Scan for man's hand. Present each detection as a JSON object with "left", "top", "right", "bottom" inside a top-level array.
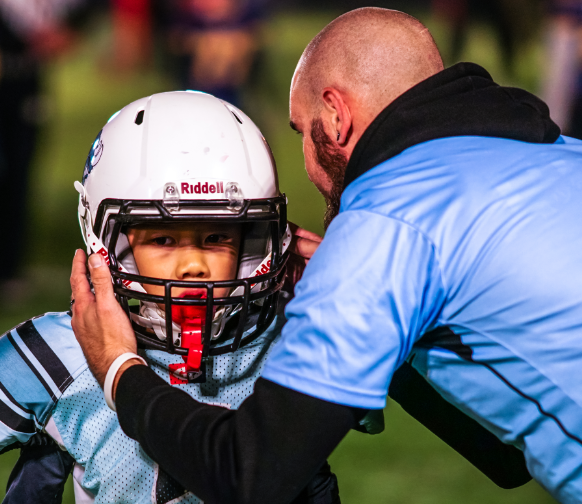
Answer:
[
  {"left": 284, "top": 223, "right": 322, "bottom": 292},
  {"left": 70, "top": 250, "right": 142, "bottom": 392}
]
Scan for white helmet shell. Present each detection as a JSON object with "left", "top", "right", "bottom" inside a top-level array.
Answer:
[{"left": 80, "top": 91, "right": 278, "bottom": 232}]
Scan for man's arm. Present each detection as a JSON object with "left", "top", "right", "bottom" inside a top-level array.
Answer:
[
  {"left": 117, "top": 369, "right": 356, "bottom": 504},
  {"left": 389, "top": 362, "right": 531, "bottom": 489},
  {"left": 116, "top": 364, "right": 531, "bottom": 504}
]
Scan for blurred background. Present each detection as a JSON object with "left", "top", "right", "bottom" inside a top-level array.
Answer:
[{"left": 0, "top": 0, "right": 576, "bottom": 501}]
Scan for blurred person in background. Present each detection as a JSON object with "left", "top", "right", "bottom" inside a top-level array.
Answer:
[
  {"left": 0, "top": 0, "right": 103, "bottom": 300},
  {"left": 110, "top": 0, "right": 153, "bottom": 74},
  {"left": 166, "top": 0, "right": 264, "bottom": 107},
  {"left": 432, "top": 0, "right": 541, "bottom": 73},
  {"left": 541, "top": 0, "right": 582, "bottom": 139},
  {"left": 111, "top": 0, "right": 265, "bottom": 107}
]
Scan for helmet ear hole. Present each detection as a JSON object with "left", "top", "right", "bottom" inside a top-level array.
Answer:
[{"left": 135, "top": 110, "right": 145, "bottom": 125}]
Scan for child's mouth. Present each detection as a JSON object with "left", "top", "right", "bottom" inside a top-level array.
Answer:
[{"left": 171, "top": 290, "right": 207, "bottom": 324}]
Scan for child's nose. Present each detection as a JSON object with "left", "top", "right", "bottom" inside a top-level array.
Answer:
[{"left": 175, "top": 249, "right": 211, "bottom": 280}]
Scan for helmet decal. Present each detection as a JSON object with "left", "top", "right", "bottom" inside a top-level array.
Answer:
[
  {"left": 180, "top": 180, "right": 225, "bottom": 195},
  {"left": 82, "top": 130, "right": 104, "bottom": 184}
]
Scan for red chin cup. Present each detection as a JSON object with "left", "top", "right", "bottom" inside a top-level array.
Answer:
[{"left": 172, "top": 295, "right": 207, "bottom": 373}]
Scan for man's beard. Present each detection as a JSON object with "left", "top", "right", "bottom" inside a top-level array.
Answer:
[{"left": 310, "top": 118, "right": 349, "bottom": 230}]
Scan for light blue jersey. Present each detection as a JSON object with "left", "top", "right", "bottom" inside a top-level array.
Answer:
[
  {"left": 0, "top": 300, "right": 287, "bottom": 503},
  {"left": 263, "top": 135, "right": 582, "bottom": 503}
]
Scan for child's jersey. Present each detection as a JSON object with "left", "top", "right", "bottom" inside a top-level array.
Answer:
[{"left": 0, "top": 300, "right": 287, "bottom": 504}]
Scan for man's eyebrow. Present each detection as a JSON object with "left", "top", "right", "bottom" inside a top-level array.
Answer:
[{"left": 289, "top": 121, "right": 299, "bottom": 132}]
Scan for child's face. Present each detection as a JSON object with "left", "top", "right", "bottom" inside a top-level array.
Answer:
[{"left": 127, "top": 222, "right": 241, "bottom": 300}]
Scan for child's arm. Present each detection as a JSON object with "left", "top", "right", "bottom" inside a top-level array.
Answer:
[{"left": 0, "top": 313, "right": 89, "bottom": 500}]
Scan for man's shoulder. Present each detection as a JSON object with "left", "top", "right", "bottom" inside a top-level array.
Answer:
[{"left": 342, "top": 135, "right": 582, "bottom": 222}]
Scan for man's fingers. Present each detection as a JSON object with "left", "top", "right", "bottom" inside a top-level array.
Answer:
[
  {"left": 88, "top": 253, "right": 116, "bottom": 304},
  {"left": 71, "top": 249, "right": 92, "bottom": 301},
  {"left": 288, "top": 222, "right": 323, "bottom": 243},
  {"left": 294, "top": 228, "right": 323, "bottom": 242},
  {"left": 290, "top": 235, "right": 321, "bottom": 260},
  {"left": 288, "top": 222, "right": 322, "bottom": 260}
]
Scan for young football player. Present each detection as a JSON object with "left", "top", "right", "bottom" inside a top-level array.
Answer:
[{"left": 0, "top": 91, "right": 340, "bottom": 504}]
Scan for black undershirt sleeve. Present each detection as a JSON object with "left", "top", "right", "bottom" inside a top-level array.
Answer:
[
  {"left": 389, "top": 362, "right": 531, "bottom": 489},
  {"left": 117, "top": 364, "right": 530, "bottom": 504}
]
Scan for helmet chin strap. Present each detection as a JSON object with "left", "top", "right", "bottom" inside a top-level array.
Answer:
[
  {"left": 132, "top": 302, "right": 181, "bottom": 342},
  {"left": 132, "top": 301, "right": 228, "bottom": 342},
  {"left": 133, "top": 301, "right": 227, "bottom": 382}
]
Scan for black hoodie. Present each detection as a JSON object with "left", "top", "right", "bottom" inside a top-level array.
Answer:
[{"left": 344, "top": 62, "right": 560, "bottom": 189}]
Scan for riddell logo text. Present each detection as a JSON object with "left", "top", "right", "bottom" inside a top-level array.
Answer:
[
  {"left": 181, "top": 182, "right": 224, "bottom": 195},
  {"left": 253, "top": 259, "right": 271, "bottom": 277}
]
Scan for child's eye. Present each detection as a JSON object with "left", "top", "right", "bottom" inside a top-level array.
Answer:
[
  {"left": 206, "top": 234, "right": 228, "bottom": 244},
  {"left": 152, "top": 236, "right": 173, "bottom": 246}
]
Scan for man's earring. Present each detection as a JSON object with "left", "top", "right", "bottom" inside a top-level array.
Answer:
[{"left": 337, "top": 132, "right": 340, "bottom": 142}]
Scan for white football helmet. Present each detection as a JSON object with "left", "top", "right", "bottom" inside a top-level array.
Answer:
[{"left": 75, "top": 91, "right": 290, "bottom": 382}]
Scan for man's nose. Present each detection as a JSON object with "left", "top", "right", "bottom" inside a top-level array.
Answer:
[{"left": 175, "top": 248, "right": 211, "bottom": 280}]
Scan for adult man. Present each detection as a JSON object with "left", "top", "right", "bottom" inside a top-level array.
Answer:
[{"left": 71, "top": 7, "right": 581, "bottom": 504}]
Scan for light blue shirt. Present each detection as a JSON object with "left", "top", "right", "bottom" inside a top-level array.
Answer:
[{"left": 263, "top": 135, "right": 582, "bottom": 503}]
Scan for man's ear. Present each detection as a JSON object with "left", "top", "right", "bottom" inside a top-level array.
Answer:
[{"left": 321, "top": 88, "right": 352, "bottom": 146}]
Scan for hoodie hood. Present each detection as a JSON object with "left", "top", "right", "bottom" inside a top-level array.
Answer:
[{"left": 343, "top": 62, "right": 561, "bottom": 189}]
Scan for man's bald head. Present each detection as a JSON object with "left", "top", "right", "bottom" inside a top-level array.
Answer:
[
  {"left": 292, "top": 8, "right": 443, "bottom": 121},
  {"left": 290, "top": 8, "right": 444, "bottom": 230}
]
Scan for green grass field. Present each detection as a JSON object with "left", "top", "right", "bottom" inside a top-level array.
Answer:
[{"left": 0, "top": 10, "right": 557, "bottom": 503}]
